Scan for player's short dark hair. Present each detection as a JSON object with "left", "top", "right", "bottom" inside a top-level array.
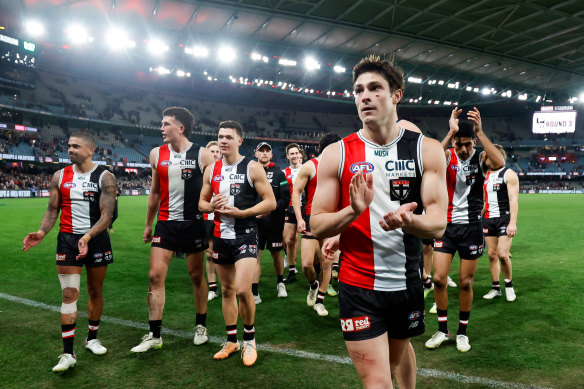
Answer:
[
  {"left": 70, "top": 131, "right": 96, "bottom": 149},
  {"left": 163, "top": 107, "right": 194, "bottom": 137},
  {"left": 318, "top": 132, "right": 342, "bottom": 155},
  {"left": 353, "top": 54, "right": 405, "bottom": 94},
  {"left": 286, "top": 143, "right": 300, "bottom": 154},
  {"left": 454, "top": 120, "right": 475, "bottom": 139},
  {"left": 219, "top": 120, "right": 244, "bottom": 138}
]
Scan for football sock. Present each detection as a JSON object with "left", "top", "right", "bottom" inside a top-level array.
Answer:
[
  {"left": 277, "top": 274, "right": 284, "bottom": 284},
  {"left": 310, "top": 280, "right": 319, "bottom": 290},
  {"left": 504, "top": 279, "right": 513, "bottom": 288},
  {"left": 288, "top": 265, "right": 296, "bottom": 273},
  {"left": 492, "top": 281, "right": 501, "bottom": 292},
  {"left": 226, "top": 324, "right": 237, "bottom": 343},
  {"left": 316, "top": 291, "right": 325, "bottom": 305},
  {"left": 437, "top": 309, "right": 448, "bottom": 334},
  {"left": 87, "top": 319, "right": 99, "bottom": 341},
  {"left": 149, "top": 320, "right": 162, "bottom": 338},
  {"left": 209, "top": 282, "right": 218, "bottom": 293},
  {"left": 62, "top": 323, "right": 76, "bottom": 354},
  {"left": 196, "top": 313, "right": 207, "bottom": 327},
  {"left": 252, "top": 283, "right": 259, "bottom": 296},
  {"left": 457, "top": 311, "right": 470, "bottom": 336},
  {"left": 423, "top": 276, "right": 432, "bottom": 289},
  {"left": 243, "top": 324, "right": 255, "bottom": 341}
]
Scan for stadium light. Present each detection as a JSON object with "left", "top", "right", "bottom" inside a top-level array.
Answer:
[
  {"left": 466, "top": 86, "right": 472, "bottom": 91},
  {"left": 536, "top": 96, "right": 542, "bottom": 103},
  {"left": 279, "top": 58, "right": 296, "bottom": 66},
  {"left": 305, "top": 57, "right": 320, "bottom": 71},
  {"left": 25, "top": 20, "right": 45, "bottom": 37},
  {"left": 106, "top": 28, "right": 135, "bottom": 50},
  {"left": 580, "top": 92, "right": 584, "bottom": 101},
  {"left": 438, "top": 80, "right": 444, "bottom": 85},
  {"left": 407, "top": 76, "right": 422, "bottom": 84},
  {"left": 518, "top": 93, "right": 528, "bottom": 100},
  {"left": 185, "top": 46, "right": 209, "bottom": 57},
  {"left": 67, "top": 24, "right": 92, "bottom": 44},
  {"left": 148, "top": 39, "right": 169, "bottom": 55},
  {"left": 251, "top": 52, "right": 268, "bottom": 63},
  {"left": 333, "top": 65, "right": 346, "bottom": 73},
  {"left": 218, "top": 46, "right": 236, "bottom": 63},
  {"left": 481, "top": 88, "right": 491, "bottom": 95}
]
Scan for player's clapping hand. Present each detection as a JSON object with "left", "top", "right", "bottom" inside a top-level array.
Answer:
[
  {"left": 217, "top": 205, "right": 244, "bottom": 218},
  {"left": 143, "top": 225, "right": 153, "bottom": 243},
  {"left": 321, "top": 235, "right": 340, "bottom": 260},
  {"left": 467, "top": 107, "right": 483, "bottom": 134},
  {"left": 76, "top": 236, "right": 89, "bottom": 260},
  {"left": 22, "top": 231, "right": 45, "bottom": 251},
  {"left": 507, "top": 223, "right": 517, "bottom": 238},
  {"left": 349, "top": 169, "right": 374, "bottom": 216},
  {"left": 449, "top": 107, "right": 462, "bottom": 133},
  {"left": 211, "top": 194, "right": 228, "bottom": 211},
  {"left": 379, "top": 202, "right": 418, "bottom": 231}
]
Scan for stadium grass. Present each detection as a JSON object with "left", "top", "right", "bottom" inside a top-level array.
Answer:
[{"left": 0, "top": 194, "right": 582, "bottom": 388}]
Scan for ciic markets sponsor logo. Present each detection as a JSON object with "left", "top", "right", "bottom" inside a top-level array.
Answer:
[
  {"left": 350, "top": 162, "right": 374, "bottom": 174},
  {"left": 160, "top": 160, "right": 172, "bottom": 167},
  {"left": 63, "top": 182, "right": 76, "bottom": 189},
  {"left": 340, "top": 316, "right": 371, "bottom": 332}
]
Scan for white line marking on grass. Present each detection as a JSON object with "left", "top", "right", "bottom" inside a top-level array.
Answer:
[{"left": 0, "top": 292, "right": 551, "bottom": 389}]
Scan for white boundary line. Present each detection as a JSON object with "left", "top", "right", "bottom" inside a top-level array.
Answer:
[{"left": 0, "top": 292, "right": 551, "bottom": 389}]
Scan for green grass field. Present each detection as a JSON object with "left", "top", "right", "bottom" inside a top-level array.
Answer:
[{"left": 0, "top": 194, "right": 582, "bottom": 388}]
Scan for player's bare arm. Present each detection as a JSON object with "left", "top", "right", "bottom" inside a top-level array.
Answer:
[
  {"left": 441, "top": 107, "right": 462, "bottom": 152},
  {"left": 199, "top": 147, "right": 215, "bottom": 172},
  {"left": 22, "top": 170, "right": 61, "bottom": 251},
  {"left": 198, "top": 164, "right": 228, "bottom": 213},
  {"left": 468, "top": 107, "right": 505, "bottom": 171},
  {"left": 291, "top": 162, "right": 311, "bottom": 233},
  {"left": 76, "top": 171, "right": 117, "bottom": 260},
  {"left": 380, "top": 137, "right": 447, "bottom": 238},
  {"left": 311, "top": 143, "right": 366, "bottom": 239},
  {"left": 143, "top": 148, "right": 161, "bottom": 243},
  {"left": 506, "top": 169, "right": 519, "bottom": 238},
  {"left": 218, "top": 161, "right": 276, "bottom": 218}
]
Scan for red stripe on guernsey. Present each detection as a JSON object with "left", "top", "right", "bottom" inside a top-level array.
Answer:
[
  {"left": 304, "top": 159, "right": 319, "bottom": 215},
  {"left": 338, "top": 134, "right": 375, "bottom": 289},
  {"left": 285, "top": 167, "right": 294, "bottom": 206},
  {"left": 59, "top": 166, "right": 74, "bottom": 233},
  {"left": 445, "top": 149, "right": 458, "bottom": 223},
  {"left": 211, "top": 160, "right": 223, "bottom": 237},
  {"left": 483, "top": 170, "right": 491, "bottom": 219},
  {"left": 157, "top": 145, "right": 171, "bottom": 221},
  {"left": 61, "top": 329, "right": 76, "bottom": 338}
]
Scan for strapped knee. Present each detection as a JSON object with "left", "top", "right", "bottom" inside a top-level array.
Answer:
[{"left": 58, "top": 273, "right": 80, "bottom": 314}]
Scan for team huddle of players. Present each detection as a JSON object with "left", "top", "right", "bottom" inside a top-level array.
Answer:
[{"left": 22, "top": 55, "right": 519, "bottom": 389}]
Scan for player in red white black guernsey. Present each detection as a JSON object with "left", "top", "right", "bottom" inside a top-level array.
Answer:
[
  {"left": 482, "top": 145, "right": 519, "bottom": 302},
  {"left": 131, "top": 107, "right": 215, "bottom": 353},
  {"left": 199, "top": 120, "right": 276, "bottom": 367},
  {"left": 252, "top": 142, "right": 290, "bottom": 302},
  {"left": 292, "top": 133, "right": 341, "bottom": 317},
  {"left": 311, "top": 55, "right": 448, "bottom": 388},
  {"left": 426, "top": 107, "right": 505, "bottom": 353},
  {"left": 282, "top": 143, "right": 303, "bottom": 283},
  {"left": 23, "top": 132, "right": 118, "bottom": 372},
  {"left": 204, "top": 141, "right": 222, "bottom": 302}
]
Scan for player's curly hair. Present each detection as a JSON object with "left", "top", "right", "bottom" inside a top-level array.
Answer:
[{"left": 352, "top": 54, "right": 405, "bottom": 94}]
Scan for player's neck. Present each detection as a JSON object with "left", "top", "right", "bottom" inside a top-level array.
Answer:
[
  {"left": 361, "top": 118, "right": 400, "bottom": 146},
  {"left": 223, "top": 152, "right": 243, "bottom": 165},
  {"left": 169, "top": 137, "right": 191, "bottom": 153},
  {"left": 259, "top": 160, "right": 271, "bottom": 167},
  {"left": 74, "top": 160, "right": 95, "bottom": 174},
  {"left": 290, "top": 162, "right": 301, "bottom": 169}
]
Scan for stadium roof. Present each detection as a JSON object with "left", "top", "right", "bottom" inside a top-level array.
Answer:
[{"left": 1, "top": 0, "right": 584, "bottom": 101}]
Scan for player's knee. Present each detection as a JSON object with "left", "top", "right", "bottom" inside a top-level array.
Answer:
[
  {"left": 236, "top": 287, "right": 252, "bottom": 301},
  {"left": 459, "top": 277, "right": 473, "bottom": 291},
  {"left": 148, "top": 270, "right": 164, "bottom": 286},
  {"left": 87, "top": 286, "right": 103, "bottom": 301},
  {"left": 497, "top": 250, "right": 509, "bottom": 261},
  {"left": 433, "top": 275, "right": 447, "bottom": 290},
  {"left": 489, "top": 252, "right": 499, "bottom": 262},
  {"left": 58, "top": 273, "right": 80, "bottom": 314}
]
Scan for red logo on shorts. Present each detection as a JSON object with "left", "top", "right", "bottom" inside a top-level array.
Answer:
[
  {"left": 340, "top": 316, "right": 371, "bottom": 332},
  {"left": 152, "top": 236, "right": 161, "bottom": 243},
  {"left": 434, "top": 241, "right": 443, "bottom": 248},
  {"left": 56, "top": 254, "right": 66, "bottom": 261},
  {"left": 212, "top": 252, "right": 219, "bottom": 259},
  {"left": 483, "top": 228, "right": 488, "bottom": 234}
]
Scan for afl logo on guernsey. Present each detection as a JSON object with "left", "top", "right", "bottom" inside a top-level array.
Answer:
[
  {"left": 451, "top": 165, "right": 460, "bottom": 171},
  {"left": 63, "top": 182, "right": 76, "bottom": 189},
  {"left": 350, "top": 162, "right": 374, "bottom": 174},
  {"left": 213, "top": 175, "right": 224, "bottom": 182},
  {"left": 160, "top": 160, "right": 172, "bottom": 166}
]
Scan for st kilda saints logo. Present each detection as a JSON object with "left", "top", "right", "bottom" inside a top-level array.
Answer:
[
  {"left": 390, "top": 179, "right": 411, "bottom": 201},
  {"left": 182, "top": 168, "right": 192, "bottom": 180},
  {"left": 230, "top": 183, "right": 241, "bottom": 195}
]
